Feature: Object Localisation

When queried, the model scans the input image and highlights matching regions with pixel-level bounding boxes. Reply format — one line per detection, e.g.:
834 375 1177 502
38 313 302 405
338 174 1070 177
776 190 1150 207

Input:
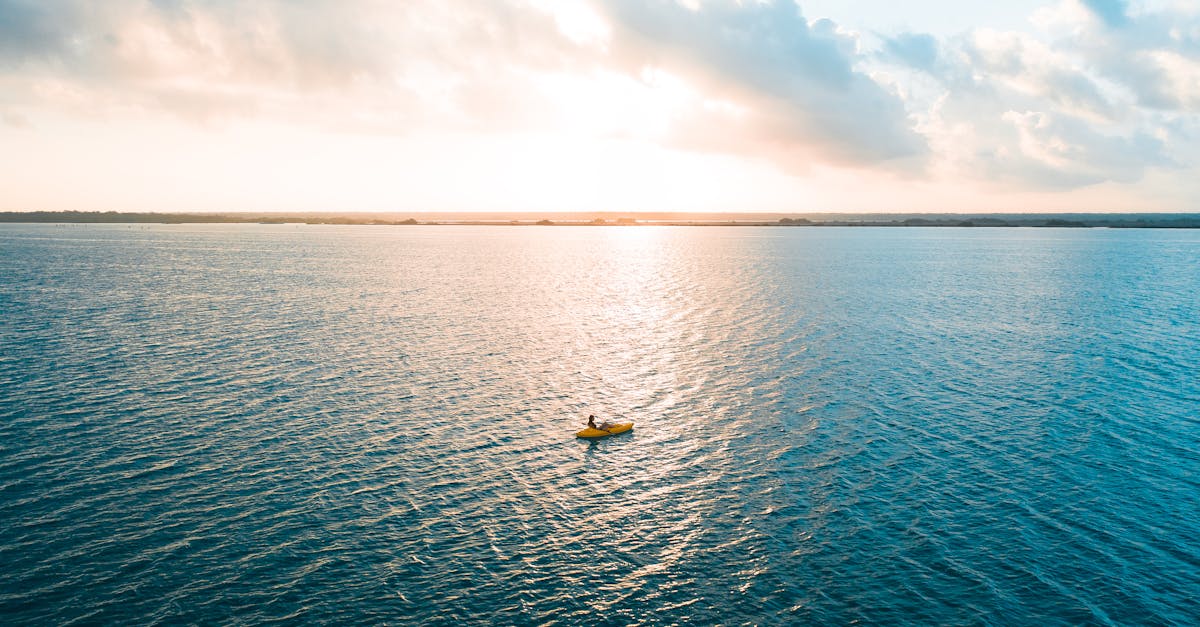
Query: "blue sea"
2 223 1198 625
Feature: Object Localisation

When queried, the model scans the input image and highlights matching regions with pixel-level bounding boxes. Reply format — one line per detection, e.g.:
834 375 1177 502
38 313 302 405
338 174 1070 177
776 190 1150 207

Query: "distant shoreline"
3 211 1200 228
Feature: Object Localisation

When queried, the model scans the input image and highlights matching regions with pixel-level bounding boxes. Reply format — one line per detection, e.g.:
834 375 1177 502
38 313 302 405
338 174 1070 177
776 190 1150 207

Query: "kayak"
575 422 634 439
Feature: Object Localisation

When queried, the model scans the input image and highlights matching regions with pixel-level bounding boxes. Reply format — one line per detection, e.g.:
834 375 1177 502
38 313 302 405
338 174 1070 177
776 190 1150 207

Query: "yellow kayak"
575 422 634 439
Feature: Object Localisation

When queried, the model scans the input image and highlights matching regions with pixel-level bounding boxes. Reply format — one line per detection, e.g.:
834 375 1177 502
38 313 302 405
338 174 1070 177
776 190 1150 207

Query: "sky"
1 0 1198 214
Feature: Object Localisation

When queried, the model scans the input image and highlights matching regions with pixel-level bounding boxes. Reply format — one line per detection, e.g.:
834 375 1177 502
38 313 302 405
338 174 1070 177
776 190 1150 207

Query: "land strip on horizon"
3 211 1200 228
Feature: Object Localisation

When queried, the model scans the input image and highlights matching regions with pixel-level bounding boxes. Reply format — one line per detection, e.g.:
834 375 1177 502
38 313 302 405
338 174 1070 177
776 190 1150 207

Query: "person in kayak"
588 415 615 431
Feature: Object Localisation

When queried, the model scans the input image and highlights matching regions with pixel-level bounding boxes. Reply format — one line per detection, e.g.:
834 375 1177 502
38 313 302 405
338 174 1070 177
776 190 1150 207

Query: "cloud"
996 110 1167 187
0 0 400 85
875 1 1200 191
961 29 1118 120
0 0 930 172
0 0 583 127
593 0 927 169
1 0 1196 194
882 32 939 72
2 110 31 128
0 0 385 122
1079 0 1129 28
1035 0 1200 112
0 0 80 63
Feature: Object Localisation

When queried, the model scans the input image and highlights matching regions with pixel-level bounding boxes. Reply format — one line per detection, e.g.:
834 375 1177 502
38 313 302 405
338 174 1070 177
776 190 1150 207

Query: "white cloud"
0 0 933 171
873 0 1199 192
1034 0 1200 112
0 0 588 129
1000 109 1167 186
592 0 927 170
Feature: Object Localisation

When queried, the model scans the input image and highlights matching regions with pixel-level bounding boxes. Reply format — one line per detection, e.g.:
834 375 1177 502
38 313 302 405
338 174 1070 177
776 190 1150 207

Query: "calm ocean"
2 223 1198 625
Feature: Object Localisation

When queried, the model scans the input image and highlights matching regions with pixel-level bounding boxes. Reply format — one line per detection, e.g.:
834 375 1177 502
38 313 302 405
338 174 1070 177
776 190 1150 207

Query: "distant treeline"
0 211 419 225
776 216 1200 228
3 211 1199 228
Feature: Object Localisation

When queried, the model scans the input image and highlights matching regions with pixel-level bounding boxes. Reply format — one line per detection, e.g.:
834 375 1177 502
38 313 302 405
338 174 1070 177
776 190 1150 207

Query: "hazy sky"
1 0 1198 213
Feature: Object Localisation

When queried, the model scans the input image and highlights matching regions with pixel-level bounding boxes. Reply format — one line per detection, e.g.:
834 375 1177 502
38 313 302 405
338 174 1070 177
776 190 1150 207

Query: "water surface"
2 224 1198 624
